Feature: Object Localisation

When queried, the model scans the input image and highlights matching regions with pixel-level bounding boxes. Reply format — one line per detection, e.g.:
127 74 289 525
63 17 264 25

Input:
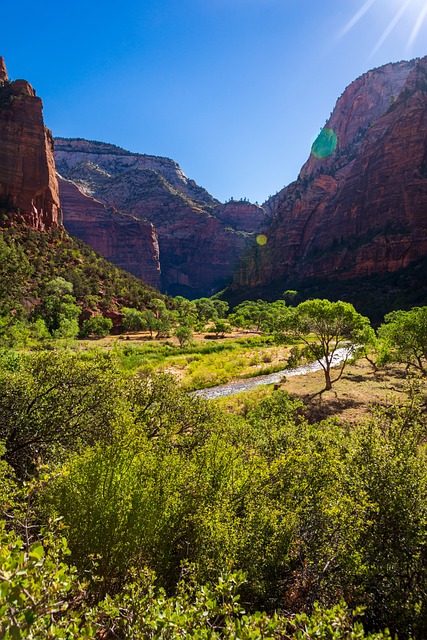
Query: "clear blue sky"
2 0 426 203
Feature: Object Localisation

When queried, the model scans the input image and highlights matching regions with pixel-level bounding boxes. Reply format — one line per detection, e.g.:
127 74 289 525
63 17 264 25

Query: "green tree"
265 300 291 335
174 296 197 326
289 299 371 391
208 319 233 338
0 351 123 477
229 300 268 331
194 298 219 328
121 307 146 332
81 315 113 338
141 309 158 338
212 299 229 319
283 289 298 305
41 277 80 338
0 234 32 317
151 299 174 338
174 323 194 347
378 306 427 374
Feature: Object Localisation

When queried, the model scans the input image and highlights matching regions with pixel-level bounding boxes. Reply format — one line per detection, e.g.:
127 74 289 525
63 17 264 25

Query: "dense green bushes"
1 348 426 637
0 523 391 638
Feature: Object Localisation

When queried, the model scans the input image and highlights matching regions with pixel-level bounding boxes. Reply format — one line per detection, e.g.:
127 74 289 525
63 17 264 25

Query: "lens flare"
256 234 268 246
311 128 338 159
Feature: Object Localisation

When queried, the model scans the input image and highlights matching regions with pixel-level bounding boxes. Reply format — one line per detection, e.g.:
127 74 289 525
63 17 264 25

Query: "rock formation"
58 177 161 288
55 139 269 297
0 57 61 229
0 58 8 85
234 57 427 299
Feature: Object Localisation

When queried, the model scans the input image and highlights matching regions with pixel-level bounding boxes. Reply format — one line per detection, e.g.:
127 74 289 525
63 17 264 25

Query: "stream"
191 346 353 400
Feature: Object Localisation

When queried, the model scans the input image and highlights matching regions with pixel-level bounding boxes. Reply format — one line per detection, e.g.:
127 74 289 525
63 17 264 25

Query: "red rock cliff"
58 176 161 288
235 57 427 293
0 57 62 229
55 139 268 297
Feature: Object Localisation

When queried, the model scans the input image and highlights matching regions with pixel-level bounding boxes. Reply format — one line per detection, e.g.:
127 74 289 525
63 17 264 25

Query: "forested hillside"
0 211 165 339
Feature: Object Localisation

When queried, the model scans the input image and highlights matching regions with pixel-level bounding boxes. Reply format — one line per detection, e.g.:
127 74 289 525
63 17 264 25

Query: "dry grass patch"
281 360 422 423
216 360 426 424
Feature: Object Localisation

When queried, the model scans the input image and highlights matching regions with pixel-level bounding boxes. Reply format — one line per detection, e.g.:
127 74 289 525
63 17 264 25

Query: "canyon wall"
58 177 161 288
55 139 269 297
0 57 62 229
234 57 427 299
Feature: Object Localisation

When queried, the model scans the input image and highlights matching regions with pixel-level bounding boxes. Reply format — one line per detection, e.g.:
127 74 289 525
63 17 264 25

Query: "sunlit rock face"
55 139 269 297
234 57 427 292
0 57 62 229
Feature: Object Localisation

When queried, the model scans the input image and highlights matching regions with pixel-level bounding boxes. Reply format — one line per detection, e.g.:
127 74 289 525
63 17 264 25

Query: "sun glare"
341 0 427 53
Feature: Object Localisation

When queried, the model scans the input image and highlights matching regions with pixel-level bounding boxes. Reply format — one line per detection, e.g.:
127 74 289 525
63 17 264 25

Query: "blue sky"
2 0 427 203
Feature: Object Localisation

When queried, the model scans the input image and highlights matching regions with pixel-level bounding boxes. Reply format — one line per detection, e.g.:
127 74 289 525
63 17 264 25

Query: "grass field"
75 329 427 421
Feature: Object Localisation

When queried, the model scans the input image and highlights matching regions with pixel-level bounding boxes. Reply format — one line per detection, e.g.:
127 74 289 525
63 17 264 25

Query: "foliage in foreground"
1 349 427 638
0 524 391 639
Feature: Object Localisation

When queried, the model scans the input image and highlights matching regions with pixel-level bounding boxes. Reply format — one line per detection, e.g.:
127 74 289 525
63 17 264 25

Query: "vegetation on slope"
0 210 164 319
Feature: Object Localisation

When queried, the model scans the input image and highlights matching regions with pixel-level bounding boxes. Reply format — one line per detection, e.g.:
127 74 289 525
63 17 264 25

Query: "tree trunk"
324 367 332 390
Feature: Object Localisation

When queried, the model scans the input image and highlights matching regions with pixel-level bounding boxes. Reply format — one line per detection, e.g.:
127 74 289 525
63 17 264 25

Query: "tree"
140 310 157 338
207 320 232 338
194 298 218 328
212 299 229 319
283 290 298 305
265 300 292 335
81 315 113 338
0 235 32 317
0 351 123 477
174 323 194 347
378 307 427 375
229 300 270 332
121 307 146 333
289 299 371 391
174 296 197 326
41 277 80 338
151 299 174 338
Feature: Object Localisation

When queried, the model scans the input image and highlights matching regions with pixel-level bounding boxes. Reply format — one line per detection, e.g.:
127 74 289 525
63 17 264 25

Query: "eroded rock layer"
0 58 61 230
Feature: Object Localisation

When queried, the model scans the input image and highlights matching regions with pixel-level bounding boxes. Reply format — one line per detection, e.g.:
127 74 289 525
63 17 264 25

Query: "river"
191 346 353 400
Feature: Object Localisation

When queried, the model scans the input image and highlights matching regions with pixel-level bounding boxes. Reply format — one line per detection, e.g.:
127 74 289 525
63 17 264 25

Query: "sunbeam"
408 2 427 47
371 0 412 56
339 0 377 37
340 0 427 54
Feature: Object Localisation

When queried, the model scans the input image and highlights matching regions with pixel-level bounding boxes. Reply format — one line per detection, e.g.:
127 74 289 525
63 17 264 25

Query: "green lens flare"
311 128 338 158
256 234 268 246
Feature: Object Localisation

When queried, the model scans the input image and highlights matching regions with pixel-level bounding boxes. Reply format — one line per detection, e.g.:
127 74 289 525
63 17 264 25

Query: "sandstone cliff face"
58 177 161 288
55 138 218 208
235 57 427 293
0 58 7 84
0 58 61 230
55 139 268 297
214 200 268 233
